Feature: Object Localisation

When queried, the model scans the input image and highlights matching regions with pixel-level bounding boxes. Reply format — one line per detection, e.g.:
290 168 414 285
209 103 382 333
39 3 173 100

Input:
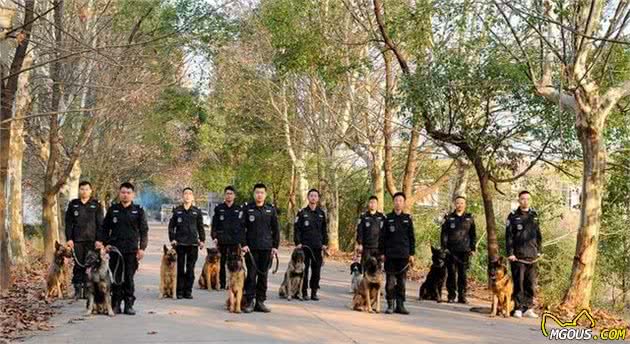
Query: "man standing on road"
380 192 415 315
441 196 476 304
211 186 243 289
169 187 205 299
356 195 385 271
294 188 328 301
64 181 104 299
241 183 279 313
506 190 542 319
97 182 149 315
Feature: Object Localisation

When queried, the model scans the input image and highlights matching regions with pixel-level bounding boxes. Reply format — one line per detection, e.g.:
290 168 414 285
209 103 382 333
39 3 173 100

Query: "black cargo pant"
511 261 537 311
446 251 469 301
245 249 271 302
71 241 93 285
110 251 138 304
219 244 239 289
302 246 322 294
385 258 408 301
176 245 199 296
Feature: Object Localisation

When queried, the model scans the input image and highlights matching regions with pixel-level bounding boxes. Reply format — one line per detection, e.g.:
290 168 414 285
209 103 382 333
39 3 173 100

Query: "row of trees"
0 0 228 291
196 0 629 313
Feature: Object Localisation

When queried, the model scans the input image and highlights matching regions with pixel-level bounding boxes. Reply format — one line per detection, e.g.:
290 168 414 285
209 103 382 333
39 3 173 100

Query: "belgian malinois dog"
159 245 177 299
352 256 383 313
45 241 73 300
199 247 221 291
279 247 305 301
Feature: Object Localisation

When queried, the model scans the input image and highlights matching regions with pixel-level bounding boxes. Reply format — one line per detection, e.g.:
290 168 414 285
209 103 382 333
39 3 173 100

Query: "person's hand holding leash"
136 249 145 261
508 255 517 262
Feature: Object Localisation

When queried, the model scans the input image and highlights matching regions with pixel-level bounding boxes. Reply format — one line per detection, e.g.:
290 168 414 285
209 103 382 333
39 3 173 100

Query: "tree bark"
7 52 33 264
474 162 499 260
451 160 469 201
562 123 607 309
370 147 384 212
382 49 397 197
0 0 35 291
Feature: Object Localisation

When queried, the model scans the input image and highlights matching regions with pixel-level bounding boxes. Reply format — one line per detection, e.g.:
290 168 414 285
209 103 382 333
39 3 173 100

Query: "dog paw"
489 314 496 318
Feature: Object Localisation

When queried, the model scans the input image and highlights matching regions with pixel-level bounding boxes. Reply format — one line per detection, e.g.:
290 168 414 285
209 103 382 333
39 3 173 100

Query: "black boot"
254 300 271 313
112 298 122 314
123 298 136 315
385 300 395 314
395 299 409 315
302 290 310 301
457 296 468 304
310 289 319 301
243 300 255 313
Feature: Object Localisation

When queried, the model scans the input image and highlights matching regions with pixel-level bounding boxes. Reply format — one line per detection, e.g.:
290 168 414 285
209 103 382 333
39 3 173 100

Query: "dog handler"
506 190 542 319
380 192 416 315
294 188 328 301
441 196 476 304
211 185 243 290
169 187 205 299
97 182 149 315
241 183 280 313
356 195 386 271
64 181 104 299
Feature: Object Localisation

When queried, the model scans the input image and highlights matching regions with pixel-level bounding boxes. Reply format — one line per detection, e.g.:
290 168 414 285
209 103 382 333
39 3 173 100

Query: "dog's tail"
469 306 491 314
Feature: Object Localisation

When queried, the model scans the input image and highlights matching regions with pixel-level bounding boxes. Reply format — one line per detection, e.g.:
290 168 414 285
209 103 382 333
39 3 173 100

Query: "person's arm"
322 211 329 247
469 216 477 252
378 218 385 256
96 202 104 238
139 208 149 251
293 211 301 246
356 216 363 245
210 206 219 240
168 208 176 242
98 208 111 245
197 209 205 242
440 217 448 250
505 215 513 256
272 208 280 249
239 208 248 247
64 202 74 241
408 216 416 256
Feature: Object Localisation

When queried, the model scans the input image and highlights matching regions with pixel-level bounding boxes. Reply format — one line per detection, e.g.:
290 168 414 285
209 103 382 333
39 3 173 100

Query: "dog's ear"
206 247 211 255
55 241 61 250
163 244 168 254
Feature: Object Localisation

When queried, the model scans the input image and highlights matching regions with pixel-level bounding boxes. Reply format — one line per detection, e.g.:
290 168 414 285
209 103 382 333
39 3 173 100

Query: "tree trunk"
7 52 33 264
382 49 397 197
561 124 607 310
327 167 339 251
472 160 498 261
451 160 469 201
42 192 60 261
370 148 384 212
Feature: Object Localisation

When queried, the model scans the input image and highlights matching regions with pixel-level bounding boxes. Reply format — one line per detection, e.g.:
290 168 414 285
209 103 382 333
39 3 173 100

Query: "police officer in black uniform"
97 182 149 315
506 190 542 319
211 185 243 289
64 181 103 299
440 196 476 304
356 195 385 270
379 192 415 315
169 187 205 299
241 183 279 313
294 188 328 301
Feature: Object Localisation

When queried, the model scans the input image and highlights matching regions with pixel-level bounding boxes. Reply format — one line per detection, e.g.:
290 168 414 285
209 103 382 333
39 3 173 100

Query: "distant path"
19 223 551 344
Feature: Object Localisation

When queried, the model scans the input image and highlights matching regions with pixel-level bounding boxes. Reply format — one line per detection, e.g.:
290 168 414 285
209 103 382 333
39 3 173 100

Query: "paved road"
20 223 551 344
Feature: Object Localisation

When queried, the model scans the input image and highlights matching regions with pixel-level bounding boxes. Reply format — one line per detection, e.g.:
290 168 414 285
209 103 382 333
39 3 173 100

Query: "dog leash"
513 255 543 265
244 251 278 275
300 244 327 267
384 262 411 275
71 247 86 268
108 246 125 285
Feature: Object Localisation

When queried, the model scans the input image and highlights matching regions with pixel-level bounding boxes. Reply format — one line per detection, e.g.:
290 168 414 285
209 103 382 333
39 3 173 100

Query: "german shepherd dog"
279 247 305 301
350 261 362 293
84 248 114 316
159 245 177 299
352 256 383 313
45 241 73 300
419 246 448 302
489 256 514 318
225 247 245 313
199 247 221 291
